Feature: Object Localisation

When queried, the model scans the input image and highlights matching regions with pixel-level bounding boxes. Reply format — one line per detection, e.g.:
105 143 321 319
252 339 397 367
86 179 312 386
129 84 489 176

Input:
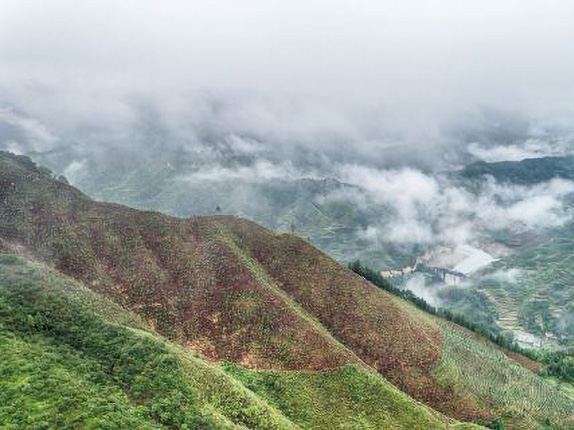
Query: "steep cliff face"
1 151 573 429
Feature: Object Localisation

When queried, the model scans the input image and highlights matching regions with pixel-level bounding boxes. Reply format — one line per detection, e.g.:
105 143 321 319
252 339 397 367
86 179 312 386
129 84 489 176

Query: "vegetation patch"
223 364 485 430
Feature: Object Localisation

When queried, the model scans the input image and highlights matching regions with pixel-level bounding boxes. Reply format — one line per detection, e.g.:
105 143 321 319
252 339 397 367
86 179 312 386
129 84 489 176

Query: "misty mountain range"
3 97 574 348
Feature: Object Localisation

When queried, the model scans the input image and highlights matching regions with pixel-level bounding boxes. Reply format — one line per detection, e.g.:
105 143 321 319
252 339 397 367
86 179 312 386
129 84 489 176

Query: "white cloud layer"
468 140 574 163
338 166 574 246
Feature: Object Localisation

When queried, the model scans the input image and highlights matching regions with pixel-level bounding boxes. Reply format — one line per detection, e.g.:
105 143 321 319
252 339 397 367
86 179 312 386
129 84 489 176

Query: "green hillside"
469 220 574 341
2 151 574 429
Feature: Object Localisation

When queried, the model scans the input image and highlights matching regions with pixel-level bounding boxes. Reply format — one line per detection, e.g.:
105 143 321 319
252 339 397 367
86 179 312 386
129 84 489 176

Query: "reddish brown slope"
0 153 360 370
213 218 484 419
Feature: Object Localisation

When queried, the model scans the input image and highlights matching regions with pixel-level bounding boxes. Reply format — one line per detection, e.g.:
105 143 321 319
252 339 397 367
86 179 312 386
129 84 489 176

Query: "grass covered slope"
222 221 574 428
0 254 299 430
224 364 455 430
1 151 573 428
0 253 478 430
435 323 573 428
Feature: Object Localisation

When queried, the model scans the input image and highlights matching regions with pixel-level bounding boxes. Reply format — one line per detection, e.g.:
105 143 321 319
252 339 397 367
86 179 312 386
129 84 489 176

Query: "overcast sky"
1 0 573 110
1 0 574 173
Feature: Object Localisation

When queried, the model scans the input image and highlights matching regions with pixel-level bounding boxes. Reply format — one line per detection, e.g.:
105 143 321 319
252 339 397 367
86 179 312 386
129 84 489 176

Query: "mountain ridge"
1 151 573 429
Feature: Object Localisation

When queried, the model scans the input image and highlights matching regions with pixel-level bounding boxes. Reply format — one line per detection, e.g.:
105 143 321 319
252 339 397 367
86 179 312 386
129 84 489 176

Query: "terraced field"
435 323 574 429
477 287 520 332
471 225 574 340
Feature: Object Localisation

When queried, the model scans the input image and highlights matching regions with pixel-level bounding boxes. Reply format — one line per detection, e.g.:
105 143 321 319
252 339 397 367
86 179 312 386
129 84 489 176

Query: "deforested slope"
0 152 361 371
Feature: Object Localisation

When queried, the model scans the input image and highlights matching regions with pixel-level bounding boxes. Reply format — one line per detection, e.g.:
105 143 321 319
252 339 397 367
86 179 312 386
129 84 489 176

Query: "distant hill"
460 156 574 185
27 145 417 270
1 151 574 428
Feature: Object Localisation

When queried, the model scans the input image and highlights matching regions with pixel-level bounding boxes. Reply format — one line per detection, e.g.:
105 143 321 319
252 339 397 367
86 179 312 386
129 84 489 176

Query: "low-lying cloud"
468 140 574 163
180 160 303 183
336 165 574 248
0 108 58 154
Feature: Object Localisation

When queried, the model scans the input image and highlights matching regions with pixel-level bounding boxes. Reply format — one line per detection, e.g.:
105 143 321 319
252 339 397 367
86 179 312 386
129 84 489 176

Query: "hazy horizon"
2 0 574 261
